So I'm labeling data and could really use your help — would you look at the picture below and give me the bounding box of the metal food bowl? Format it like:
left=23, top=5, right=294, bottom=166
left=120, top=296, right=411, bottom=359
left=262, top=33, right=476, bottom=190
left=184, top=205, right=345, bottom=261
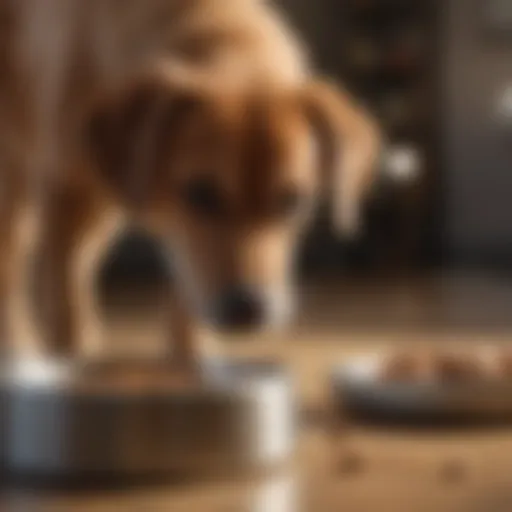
left=331, top=354, right=512, bottom=425
left=0, top=357, right=295, bottom=478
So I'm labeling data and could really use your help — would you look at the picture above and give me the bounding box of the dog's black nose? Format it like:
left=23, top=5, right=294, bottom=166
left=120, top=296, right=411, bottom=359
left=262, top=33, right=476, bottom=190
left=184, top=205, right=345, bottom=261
left=212, top=287, right=264, bottom=330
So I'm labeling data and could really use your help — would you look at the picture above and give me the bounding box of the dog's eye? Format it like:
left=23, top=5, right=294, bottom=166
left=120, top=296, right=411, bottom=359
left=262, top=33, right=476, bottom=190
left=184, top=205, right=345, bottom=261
left=181, top=177, right=225, bottom=218
left=274, top=188, right=304, bottom=218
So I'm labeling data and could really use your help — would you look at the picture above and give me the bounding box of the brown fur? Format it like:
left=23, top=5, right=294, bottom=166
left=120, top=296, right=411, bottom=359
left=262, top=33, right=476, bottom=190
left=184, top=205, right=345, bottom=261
left=0, top=0, right=380, bottom=366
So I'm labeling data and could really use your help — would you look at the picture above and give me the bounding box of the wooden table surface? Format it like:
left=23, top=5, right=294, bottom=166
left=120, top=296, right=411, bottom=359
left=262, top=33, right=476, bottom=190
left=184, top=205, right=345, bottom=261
left=3, top=277, right=512, bottom=511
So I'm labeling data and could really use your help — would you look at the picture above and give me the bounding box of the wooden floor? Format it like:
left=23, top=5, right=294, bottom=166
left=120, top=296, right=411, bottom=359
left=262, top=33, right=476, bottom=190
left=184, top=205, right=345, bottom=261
left=3, top=274, right=512, bottom=512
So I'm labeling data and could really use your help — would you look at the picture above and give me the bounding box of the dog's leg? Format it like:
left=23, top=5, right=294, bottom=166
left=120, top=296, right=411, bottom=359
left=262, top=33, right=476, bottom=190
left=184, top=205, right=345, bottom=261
left=0, top=185, right=39, bottom=356
left=68, top=184, right=125, bottom=360
left=164, top=287, right=203, bottom=375
left=32, top=180, right=121, bottom=358
left=71, top=210, right=124, bottom=359
left=4, top=205, right=40, bottom=356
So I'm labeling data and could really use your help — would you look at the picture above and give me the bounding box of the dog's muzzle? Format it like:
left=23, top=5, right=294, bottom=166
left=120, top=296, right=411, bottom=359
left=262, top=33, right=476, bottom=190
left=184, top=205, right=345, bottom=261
left=210, top=286, right=265, bottom=331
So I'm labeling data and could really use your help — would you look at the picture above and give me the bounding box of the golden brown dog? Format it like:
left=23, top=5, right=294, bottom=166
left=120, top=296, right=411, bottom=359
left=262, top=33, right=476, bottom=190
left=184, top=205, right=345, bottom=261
left=0, top=0, right=380, bottom=369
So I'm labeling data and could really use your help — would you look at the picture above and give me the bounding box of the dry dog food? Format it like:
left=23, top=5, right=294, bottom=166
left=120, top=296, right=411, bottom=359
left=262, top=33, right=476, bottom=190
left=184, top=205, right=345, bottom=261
left=76, top=360, right=200, bottom=392
left=433, top=353, right=487, bottom=383
left=379, top=348, right=512, bottom=384
left=379, top=352, right=422, bottom=382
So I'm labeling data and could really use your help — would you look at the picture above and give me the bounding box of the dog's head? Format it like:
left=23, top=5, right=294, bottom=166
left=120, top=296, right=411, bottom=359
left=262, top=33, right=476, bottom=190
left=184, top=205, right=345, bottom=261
left=85, top=76, right=380, bottom=332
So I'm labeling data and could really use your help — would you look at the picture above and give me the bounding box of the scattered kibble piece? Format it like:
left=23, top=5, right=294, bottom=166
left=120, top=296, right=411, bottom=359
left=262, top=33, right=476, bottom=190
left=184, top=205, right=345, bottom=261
left=439, top=459, right=467, bottom=484
left=336, top=451, right=365, bottom=476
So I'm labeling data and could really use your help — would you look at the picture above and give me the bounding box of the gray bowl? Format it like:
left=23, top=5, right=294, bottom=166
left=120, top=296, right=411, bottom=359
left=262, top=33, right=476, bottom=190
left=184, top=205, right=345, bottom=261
left=332, top=354, right=512, bottom=425
left=1, top=358, right=295, bottom=478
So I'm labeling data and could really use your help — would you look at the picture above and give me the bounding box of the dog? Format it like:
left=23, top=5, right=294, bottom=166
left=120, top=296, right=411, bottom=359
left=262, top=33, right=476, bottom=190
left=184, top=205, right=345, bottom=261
left=0, top=0, right=380, bottom=370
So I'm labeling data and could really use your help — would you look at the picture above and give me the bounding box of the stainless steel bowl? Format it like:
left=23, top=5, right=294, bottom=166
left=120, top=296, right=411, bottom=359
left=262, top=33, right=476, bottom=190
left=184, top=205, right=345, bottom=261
left=1, top=358, right=295, bottom=478
left=332, top=354, right=512, bottom=425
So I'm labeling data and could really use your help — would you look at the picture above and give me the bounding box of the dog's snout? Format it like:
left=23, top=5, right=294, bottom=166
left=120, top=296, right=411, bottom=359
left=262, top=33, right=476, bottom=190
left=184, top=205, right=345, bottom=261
left=212, top=286, right=264, bottom=330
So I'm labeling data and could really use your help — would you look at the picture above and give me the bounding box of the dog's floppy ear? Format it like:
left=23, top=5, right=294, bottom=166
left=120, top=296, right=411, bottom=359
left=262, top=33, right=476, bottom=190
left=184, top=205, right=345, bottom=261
left=85, top=77, right=200, bottom=207
left=301, top=79, right=381, bottom=236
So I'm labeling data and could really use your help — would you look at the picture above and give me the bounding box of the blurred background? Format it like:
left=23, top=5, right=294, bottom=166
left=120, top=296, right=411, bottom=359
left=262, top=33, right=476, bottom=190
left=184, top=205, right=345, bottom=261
left=101, top=0, right=512, bottom=331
